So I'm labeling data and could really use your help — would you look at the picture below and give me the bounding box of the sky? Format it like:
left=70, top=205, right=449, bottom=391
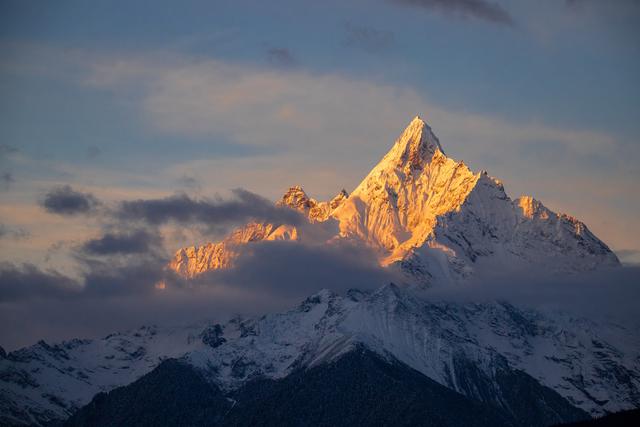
left=1, top=0, right=639, bottom=349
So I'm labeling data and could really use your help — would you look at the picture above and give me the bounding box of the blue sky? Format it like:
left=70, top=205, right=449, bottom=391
left=1, top=0, right=640, bottom=267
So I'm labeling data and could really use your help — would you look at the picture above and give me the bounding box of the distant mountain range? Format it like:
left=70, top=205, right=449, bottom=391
left=1, top=117, right=636, bottom=427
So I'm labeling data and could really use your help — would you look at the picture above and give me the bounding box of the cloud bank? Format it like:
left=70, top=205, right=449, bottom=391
left=81, top=229, right=162, bottom=256
left=5, top=182, right=640, bottom=350
left=423, top=265, right=640, bottom=325
left=0, top=232, right=394, bottom=350
left=116, top=189, right=303, bottom=228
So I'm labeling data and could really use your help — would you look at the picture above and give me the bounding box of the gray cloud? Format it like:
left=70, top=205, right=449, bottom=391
left=425, top=265, right=640, bottom=325
left=565, top=0, right=586, bottom=8
left=0, top=263, right=79, bottom=302
left=266, top=47, right=296, bottom=67
left=12, top=183, right=638, bottom=352
left=39, top=186, right=302, bottom=234
left=0, top=223, right=29, bottom=240
left=0, top=234, right=395, bottom=349
left=81, top=229, right=162, bottom=256
left=41, top=185, right=100, bottom=216
left=0, top=285, right=289, bottom=352
left=0, top=144, right=18, bottom=159
left=116, top=189, right=303, bottom=228
left=0, top=259, right=162, bottom=303
left=1, top=172, right=14, bottom=190
left=616, top=249, right=640, bottom=266
left=344, top=23, right=395, bottom=53
left=3, top=252, right=639, bottom=351
left=391, top=0, right=514, bottom=26
left=81, top=257, right=167, bottom=297
left=190, top=239, right=399, bottom=297
left=176, top=174, right=201, bottom=191
left=86, top=145, right=102, bottom=159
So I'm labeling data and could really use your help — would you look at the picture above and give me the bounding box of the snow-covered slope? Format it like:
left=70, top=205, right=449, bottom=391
left=2, top=116, right=629, bottom=426
left=186, top=286, right=640, bottom=417
left=331, top=116, right=618, bottom=280
left=2, top=286, right=638, bottom=425
left=168, top=116, right=618, bottom=283
left=0, top=324, right=208, bottom=426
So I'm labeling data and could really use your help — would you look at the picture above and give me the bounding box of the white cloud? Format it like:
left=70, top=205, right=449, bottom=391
left=87, top=55, right=617, bottom=190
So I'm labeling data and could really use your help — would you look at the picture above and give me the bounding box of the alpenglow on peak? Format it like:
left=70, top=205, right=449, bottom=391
left=168, top=115, right=619, bottom=283
left=380, top=115, right=444, bottom=173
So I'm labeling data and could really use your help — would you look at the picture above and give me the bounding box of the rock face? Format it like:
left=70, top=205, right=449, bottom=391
left=168, top=116, right=618, bottom=282
left=277, top=185, right=349, bottom=223
left=169, top=222, right=299, bottom=278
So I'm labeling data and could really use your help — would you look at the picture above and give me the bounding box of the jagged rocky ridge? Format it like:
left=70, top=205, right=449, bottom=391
left=169, top=116, right=618, bottom=282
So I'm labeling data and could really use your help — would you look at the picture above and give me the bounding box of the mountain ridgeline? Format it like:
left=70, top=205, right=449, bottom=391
left=1, top=117, right=635, bottom=427
left=169, top=116, right=618, bottom=283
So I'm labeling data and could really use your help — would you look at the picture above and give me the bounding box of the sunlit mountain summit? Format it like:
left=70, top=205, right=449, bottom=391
left=170, top=116, right=618, bottom=283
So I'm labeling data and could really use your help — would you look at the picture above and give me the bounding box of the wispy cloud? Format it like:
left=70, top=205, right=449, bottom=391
left=1, top=172, right=14, bottom=190
left=343, top=23, right=395, bottom=53
left=0, top=144, right=18, bottom=159
left=390, top=0, right=514, bottom=26
left=86, top=54, right=613, bottom=158
left=266, top=47, right=296, bottom=67
left=86, top=145, right=102, bottom=159
left=175, top=174, right=201, bottom=191
left=0, top=223, right=29, bottom=240
left=616, top=249, right=640, bottom=266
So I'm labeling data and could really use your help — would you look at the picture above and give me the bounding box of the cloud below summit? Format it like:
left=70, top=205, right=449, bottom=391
left=116, top=189, right=303, bottom=228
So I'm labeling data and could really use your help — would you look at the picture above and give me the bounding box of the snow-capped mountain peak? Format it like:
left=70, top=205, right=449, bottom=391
left=167, top=116, right=618, bottom=282
left=359, top=115, right=444, bottom=179
left=0, top=116, right=633, bottom=426
left=277, top=185, right=313, bottom=212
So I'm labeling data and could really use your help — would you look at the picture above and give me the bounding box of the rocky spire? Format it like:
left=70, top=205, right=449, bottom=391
left=277, top=185, right=314, bottom=212
left=383, top=115, right=444, bottom=172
